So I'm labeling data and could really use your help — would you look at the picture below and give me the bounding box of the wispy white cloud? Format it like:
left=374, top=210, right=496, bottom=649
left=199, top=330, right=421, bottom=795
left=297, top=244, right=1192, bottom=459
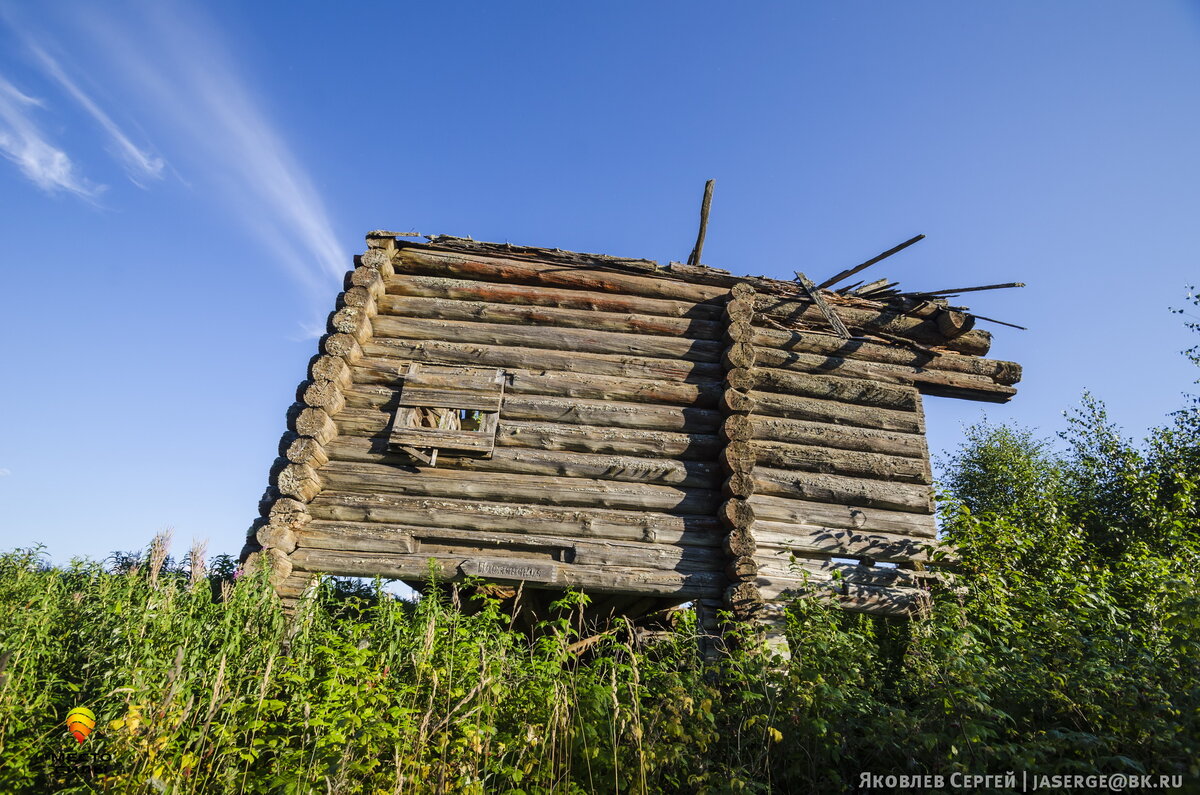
left=0, top=73, right=100, bottom=197
left=27, top=43, right=165, bottom=186
left=78, top=2, right=346, bottom=293
left=0, top=467, right=11, bottom=477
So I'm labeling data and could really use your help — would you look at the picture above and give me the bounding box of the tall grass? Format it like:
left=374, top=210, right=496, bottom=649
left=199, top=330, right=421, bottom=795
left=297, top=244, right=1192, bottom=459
left=0, top=539, right=757, bottom=794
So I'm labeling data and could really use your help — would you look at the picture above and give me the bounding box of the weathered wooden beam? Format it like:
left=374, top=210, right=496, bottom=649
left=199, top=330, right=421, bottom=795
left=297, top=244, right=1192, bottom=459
left=747, top=493, right=938, bottom=537
left=350, top=357, right=722, bottom=408
left=396, top=247, right=729, bottom=304
left=727, top=367, right=919, bottom=410
left=323, top=436, right=722, bottom=489
left=364, top=337, right=724, bottom=383
left=317, top=459, right=720, bottom=514
left=686, top=179, right=715, bottom=267
left=751, top=326, right=1020, bottom=384
left=748, top=439, right=931, bottom=484
left=751, top=466, right=933, bottom=513
left=307, top=492, right=723, bottom=547
left=288, top=547, right=726, bottom=598
left=753, top=295, right=991, bottom=356
left=816, top=234, right=925, bottom=290
left=751, top=520, right=943, bottom=564
left=384, top=273, right=726, bottom=321
left=750, top=345, right=1019, bottom=402
left=379, top=294, right=724, bottom=340
left=296, top=521, right=725, bottom=570
left=720, top=389, right=924, bottom=433
left=371, top=315, right=724, bottom=363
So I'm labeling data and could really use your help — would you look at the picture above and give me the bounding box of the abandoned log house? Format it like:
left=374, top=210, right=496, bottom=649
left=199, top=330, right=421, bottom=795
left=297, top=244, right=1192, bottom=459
left=242, top=230, right=1021, bottom=637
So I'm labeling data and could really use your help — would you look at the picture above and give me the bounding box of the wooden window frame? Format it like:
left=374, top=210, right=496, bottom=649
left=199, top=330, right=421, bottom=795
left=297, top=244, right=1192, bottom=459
left=387, top=363, right=506, bottom=466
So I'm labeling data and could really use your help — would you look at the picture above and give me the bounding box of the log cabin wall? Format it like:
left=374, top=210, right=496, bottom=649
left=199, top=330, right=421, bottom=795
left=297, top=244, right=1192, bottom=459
left=243, top=232, right=1021, bottom=640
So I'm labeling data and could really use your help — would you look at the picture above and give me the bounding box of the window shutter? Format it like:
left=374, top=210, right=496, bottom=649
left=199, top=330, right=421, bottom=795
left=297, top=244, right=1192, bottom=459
left=388, top=363, right=505, bottom=465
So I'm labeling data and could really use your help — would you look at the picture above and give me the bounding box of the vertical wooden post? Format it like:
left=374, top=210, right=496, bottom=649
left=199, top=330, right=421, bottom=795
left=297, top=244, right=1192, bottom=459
left=686, top=179, right=715, bottom=267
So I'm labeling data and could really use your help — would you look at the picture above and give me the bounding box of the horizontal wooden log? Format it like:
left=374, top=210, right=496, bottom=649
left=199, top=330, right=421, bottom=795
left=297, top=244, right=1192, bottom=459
left=722, top=343, right=757, bottom=370
left=385, top=273, right=726, bottom=321
left=719, top=498, right=756, bottom=530
left=351, top=357, right=720, bottom=408
left=732, top=367, right=919, bottom=410
left=317, top=459, right=720, bottom=514
left=275, top=463, right=323, bottom=502
left=268, top=497, right=312, bottom=527
left=338, top=285, right=378, bottom=313
left=324, top=436, right=722, bottom=489
left=322, top=333, right=364, bottom=363
left=751, top=520, right=944, bottom=564
left=727, top=556, right=758, bottom=580
left=750, top=439, right=931, bottom=484
left=721, top=389, right=923, bottom=433
left=496, top=420, right=720, bottom=460
left=347, top=265, right=385, bottom=298
left=289, top=547, right=725, bottom=598
left=724, top=528, right=757, bottom=557
left=371, top=315, right=724, bottom=363
left=359, top=248, right=395, bottom=275
left=380, top=294, right=724, bottom=340
left=501, top=394, right=721, bottom=433
left=753, top=295, right=992, bottom=356
left=343, top=386, right=722, bottom=433
left=286, top=436, right=329, bottom=468
left=329, top=307, right=373, bottom=342
left=747, top=494, right=937, bottom=537
left=365, top=337, right=723, bottom=383
left=754, top=559, right=932, bottom=591
left=752, top=467, right=933, bottom=513
left=308, top=355, right=353, bottom=389
left=296, top=520, right=724, bottom=570
left=289, top=406, right=338, bottom=444
left=751, top=345, right=1018, bottom=403
left=723, top=414, right=927, bottom=459
left=302, top=380, right=346, bottom=415
left=256, top=522, right=298, bottom=554
left=396, top=247, right=728, bottom=305
left=331, top=406, right=721, bottom=461
left=751, top=326, right=1017, bottom=383
left=307, top=491, right=723, bottom=547
left=757, top=579, right=931, bottom=618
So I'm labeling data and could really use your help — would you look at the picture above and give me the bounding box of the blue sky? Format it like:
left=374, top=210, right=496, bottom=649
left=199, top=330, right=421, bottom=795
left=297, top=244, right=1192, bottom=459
left=2, top=1, right=1199, bottom=563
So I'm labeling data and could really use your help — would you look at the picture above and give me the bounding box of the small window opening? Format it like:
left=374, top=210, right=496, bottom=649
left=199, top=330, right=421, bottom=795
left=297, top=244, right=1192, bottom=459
left=387, top=363, right=505, bottom=466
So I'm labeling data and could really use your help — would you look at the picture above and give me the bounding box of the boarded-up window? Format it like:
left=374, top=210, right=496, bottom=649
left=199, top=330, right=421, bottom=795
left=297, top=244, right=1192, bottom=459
left=388, top=363, right=505, bottom=465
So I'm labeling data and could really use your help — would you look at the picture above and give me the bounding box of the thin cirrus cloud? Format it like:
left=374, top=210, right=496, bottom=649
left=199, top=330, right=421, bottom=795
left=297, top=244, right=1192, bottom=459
left=77, top=2, right=347, bottom=294
left=0, top=73, right=100, bottom=197
left=27, top=43, right=165, bottom=187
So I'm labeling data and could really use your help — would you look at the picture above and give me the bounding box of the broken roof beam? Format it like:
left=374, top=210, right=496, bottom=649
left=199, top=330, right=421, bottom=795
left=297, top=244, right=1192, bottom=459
left=817, top=234, right=925, bottom=290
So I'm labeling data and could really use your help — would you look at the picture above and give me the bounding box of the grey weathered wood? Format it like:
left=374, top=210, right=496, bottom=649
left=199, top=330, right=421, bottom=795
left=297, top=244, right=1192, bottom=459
left=750, top=520, right=944, bottom=563
left=324, top=435, right=721, bottom=488
left=289, top=547, right=725, bottom=598
left=815, top=234, right=925, bottom=290
left=747, top=493, right=938, bottom=537
left=751, top=466, right=933, bottom=512
left=384, top=273, right=726, bottom=321
left=317, top=459, right=721, bottom=514
left=307, top=492, right=723, bottom=547
left=749, top=439, right=931, bottom=484
left=749, top=344, right=1019, bottom=402
left=751, top=326, right=1020, bottom=385
left=371, top=315, right=724, bottom=363
left=365, top=337, right=724, bottom=382
left=297, top=520, right=724, bottom=570
left=686, top=179, right=715, bottom=267
left=738, top=367, right=920, bottom=410
left=795, top=272, right=851, bottom=339
left=397, top=247, right=729, bottom=304
left=351, top=357, right=721, bottom=408
left=721, top=389, right=924, bottom=433
left=380, top=294, right=724, bottom=340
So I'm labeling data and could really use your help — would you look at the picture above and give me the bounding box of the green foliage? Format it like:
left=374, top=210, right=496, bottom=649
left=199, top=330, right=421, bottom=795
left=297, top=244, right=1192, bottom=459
left=2, top=315, right=1199, bottom=791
